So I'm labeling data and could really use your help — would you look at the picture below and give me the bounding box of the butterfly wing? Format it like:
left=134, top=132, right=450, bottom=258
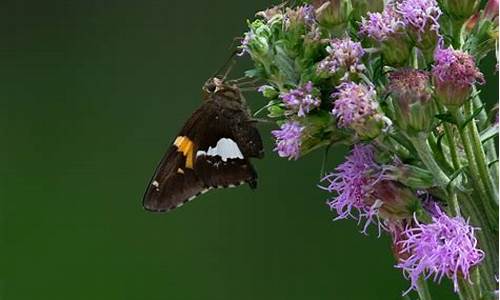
left=143, top=101, right=263, bottom=213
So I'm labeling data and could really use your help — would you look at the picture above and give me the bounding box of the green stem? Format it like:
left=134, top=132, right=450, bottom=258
left=410, top=133, right=451, bottom=189
left=458, top=193, right=498, bottom=297
left=410, top=134, right=465, bottom=217
left=463, top=101, right=498, bottom=203
left=437, top=103, right=462, bottom=170
left=416, top=277, right=433, bottom=300
left=458, top=277, right=481, bottom=300
left=428, top=132, right=454, bottom=174
left=451, top=108, right=498, bottom=228
left=472, top=92, right=499, bottom=193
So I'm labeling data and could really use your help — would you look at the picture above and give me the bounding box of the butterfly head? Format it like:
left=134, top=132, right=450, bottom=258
left=202, top=77, right=241, bottom=102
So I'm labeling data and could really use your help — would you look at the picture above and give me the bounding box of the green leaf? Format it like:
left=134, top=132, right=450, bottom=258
left=488, top=159, right=499, bottom=168
left=267, top=104, right=285, bottom=118
left=435, top=112, right=456, bottom=124
left=460, top=105, right=484, bottom=130
left=480, top=126, right=499, bottom=144
left=447, top=166, right=467, bottom=191
left=244, top=69, right=259, bottom=78
left=436, top=133, right=445, bottom=157
left=254, top=100, right=279, bottom=117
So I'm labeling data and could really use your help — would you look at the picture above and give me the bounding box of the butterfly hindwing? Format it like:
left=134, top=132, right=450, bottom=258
left=143, top=100, right=262, bottom=213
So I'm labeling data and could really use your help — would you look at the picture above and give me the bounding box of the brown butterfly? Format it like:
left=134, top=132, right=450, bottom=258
left=143, top=77, right=264, bottom=213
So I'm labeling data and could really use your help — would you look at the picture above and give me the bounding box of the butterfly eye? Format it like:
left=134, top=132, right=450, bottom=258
left=206, top=83, right=217, bottom=93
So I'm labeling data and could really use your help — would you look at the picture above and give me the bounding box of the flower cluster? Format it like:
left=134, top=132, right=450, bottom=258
left=320, top=144, right=381, bottom=231
left=331, top=82, right=385, bottom=139
left=285, top=4, right=317, bottom=29
left=280, top=81, right=321, bottom=117
left=331, top=82, right=377, bottom=128
left=396, top=205, right=484, bottom=294
left=397, top=0, right=442, bottom=35
left=360, top=8, right=404, bottom=42
left=317, top=38, right=366, bottom=78
left=432, top=47, right=485, bottom=106
left=271, top=121, right=304, bottom=160
left=433, top=47, right=485, bottom=87
left=239, top=0, right=498, bottom=298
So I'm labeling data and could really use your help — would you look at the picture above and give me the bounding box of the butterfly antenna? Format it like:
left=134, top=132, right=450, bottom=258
left=222, top=58, right=237, bottom=81
left=320, top=144, right=332, bottom=179
left=212, top=47, right=239, bottom=79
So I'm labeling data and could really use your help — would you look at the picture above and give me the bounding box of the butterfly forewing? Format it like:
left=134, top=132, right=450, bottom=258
left=143, top=94, right=263, bottom=213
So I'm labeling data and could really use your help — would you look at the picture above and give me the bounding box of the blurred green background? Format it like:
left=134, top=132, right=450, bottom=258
left=0, top=1, right=497, bottom=300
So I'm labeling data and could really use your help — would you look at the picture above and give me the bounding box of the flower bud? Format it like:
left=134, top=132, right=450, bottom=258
left=483, top=0, right=499, bottom=22
left=299, top=110, right=346, bottom=156
left=255, top=5, right=283, bottom=22
left=367, top=181, right=421, bottom=221
left=240, top=20, right=272, bottom=61
left=441, top=0, right=479, bottom=20
left=462, top=0, right=498, bottom=60
left=284, top=5, right=316, bottom=31
left=464, top=12, right=480, bottom=32
left=432, top=47, right=484, bottom=108
left=351, top=0, right=384, bottom=21
left=390, top=222, right=412, bottom=262
left=258, top=85, right=279, bottom=99
left=384, top=162, right=435, bottom=190
left=387, top=69, right=435, bottom=133
left=312, top=0, right=353, bottom=30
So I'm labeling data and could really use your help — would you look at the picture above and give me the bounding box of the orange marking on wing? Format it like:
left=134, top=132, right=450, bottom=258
left=173, top=136, right=194, bottom=169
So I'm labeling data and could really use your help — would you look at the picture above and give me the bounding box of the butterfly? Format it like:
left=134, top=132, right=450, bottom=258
left=143, top=77, right=264, bottom=213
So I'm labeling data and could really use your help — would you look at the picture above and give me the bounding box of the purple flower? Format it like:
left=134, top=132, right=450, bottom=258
left=432, top=47, right=485, bottom=106
left=433, top=47, right=485, bottom=88
left=271, top=121, right=304, bottom=160
left=238, top=31, right=254, bottom=56
left=396, top=205, right=484, bottom=294
left=320, top=144, right=383, bottom=232
left=317, top=38, right=365, bottom=78
left=301, top=4, right=317, bottom=26
left=280, top=82, right=321, bottom=117
left=397, top=0, right=442, bottom=36
left=360, top=8, right=405, bottom=42
left=331, top=82, right=378, bottom=128
left=285, top=5, right=317, bottom=29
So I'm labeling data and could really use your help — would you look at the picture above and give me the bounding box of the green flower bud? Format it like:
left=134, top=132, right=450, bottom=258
left=299, top=110, right=347, bottom=156
left=312, top=0, right=352, bottom=30
left=367, top=181, right=422, bottom=221
left=380, top=35, right=412, bottom=66
left=243, top=19, right=272, bottom=62
left=350, top=0, right=384, bottom=21
left=441, top=0, right=479, bottom=20
left=387, top=69, right=435, bottom=133
left=258, top=85, right=279, bottom=99
left=384, top=162, right=435, bottom=190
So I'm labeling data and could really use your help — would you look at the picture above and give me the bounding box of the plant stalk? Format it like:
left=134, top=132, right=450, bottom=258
left=416, top=277, right=433, bottom=300
left=451, top=107, right=498, bottom=228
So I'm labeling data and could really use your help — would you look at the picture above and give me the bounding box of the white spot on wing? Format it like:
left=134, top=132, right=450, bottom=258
left=152, top=181, right=160, bottom=191
left=196, top=138, right=244, bottom=161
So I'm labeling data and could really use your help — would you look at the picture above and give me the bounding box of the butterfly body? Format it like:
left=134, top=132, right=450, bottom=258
left=143, top=78, right=264, bottom=213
